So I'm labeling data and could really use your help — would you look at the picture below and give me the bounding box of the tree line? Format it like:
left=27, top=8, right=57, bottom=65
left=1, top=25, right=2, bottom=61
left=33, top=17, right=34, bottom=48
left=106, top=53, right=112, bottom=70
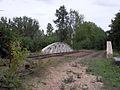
left=2, top=5, right=120, bottom=59
left=0, top=5, right=120, bottom=89
left=107, top=11, right=120, bottom=51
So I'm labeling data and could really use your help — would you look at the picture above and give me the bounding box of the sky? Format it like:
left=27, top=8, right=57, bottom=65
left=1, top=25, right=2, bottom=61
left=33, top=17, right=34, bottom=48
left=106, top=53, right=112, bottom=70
left=0, top=0, right=120, bottom=32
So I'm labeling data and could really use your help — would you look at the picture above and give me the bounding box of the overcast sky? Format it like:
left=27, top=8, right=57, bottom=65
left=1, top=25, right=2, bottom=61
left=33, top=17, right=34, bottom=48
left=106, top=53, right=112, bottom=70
left=0, top=0, right=120, bottom=32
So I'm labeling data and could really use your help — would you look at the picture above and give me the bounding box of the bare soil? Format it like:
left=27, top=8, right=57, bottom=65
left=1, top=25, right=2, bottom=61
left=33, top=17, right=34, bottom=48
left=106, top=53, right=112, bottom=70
left=27, top=52, right=105, bottom=90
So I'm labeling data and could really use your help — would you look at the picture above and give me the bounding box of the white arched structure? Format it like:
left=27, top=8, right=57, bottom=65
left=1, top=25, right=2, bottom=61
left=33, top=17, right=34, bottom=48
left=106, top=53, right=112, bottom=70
left=41, top=42, right=73, bottom=53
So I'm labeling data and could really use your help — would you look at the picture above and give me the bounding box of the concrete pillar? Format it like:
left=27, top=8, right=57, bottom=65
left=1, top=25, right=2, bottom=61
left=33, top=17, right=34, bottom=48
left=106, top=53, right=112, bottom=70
left=106, top=41, right=113, bottom=58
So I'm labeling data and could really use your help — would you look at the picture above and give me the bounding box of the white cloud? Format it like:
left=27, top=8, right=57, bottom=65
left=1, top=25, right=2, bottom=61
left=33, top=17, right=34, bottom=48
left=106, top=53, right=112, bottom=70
left=0, top=0, right=119, bottom=31
left=94, top=0, right=120, bottom=7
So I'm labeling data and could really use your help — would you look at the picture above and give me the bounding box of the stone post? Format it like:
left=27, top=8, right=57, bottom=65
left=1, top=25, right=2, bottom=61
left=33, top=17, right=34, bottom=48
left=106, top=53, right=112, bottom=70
left=106, top=41, right=113, bottom=58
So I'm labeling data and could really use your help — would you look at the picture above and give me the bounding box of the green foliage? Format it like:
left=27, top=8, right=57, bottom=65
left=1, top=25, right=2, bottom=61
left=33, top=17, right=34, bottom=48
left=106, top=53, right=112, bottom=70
left=0, top=5, right=107, bottom=59
left=10, top=41, right=29, bottom=73
left=54, top=5, right=69, bottom=41
left=0, top=16, right=47, bottom=57
left=21, top=36, right=59, bottom=52
left=12, top=16, right=40, bottom=38
left=108, top=11, right=120, bottom=51
left=0, top=5, right=109, bottom=90
left=63, top=76, right=75, bottom=84
left=54, top=6, right=106, bottom=50
left=67, top=10, right=84, bottom=46
left=0, top=6, right=107, bottom=59
left=113, top=52, right=120, bottom=57
left=0, top=69, right=22, bottom=88
left=79, top=58, right=120, bottom=90
left=0, top=41, right=30, bottom=89
left=0, top=58, right=9, bottom=66
left=47, top=23, right=54, bottom=36
left=73, top=21, right=106, bottom=50
left=64, top=56, right=76, bottom=60
left=0, top=17, right=15, bottom=58
left=82, top=88, right=88, bottom=90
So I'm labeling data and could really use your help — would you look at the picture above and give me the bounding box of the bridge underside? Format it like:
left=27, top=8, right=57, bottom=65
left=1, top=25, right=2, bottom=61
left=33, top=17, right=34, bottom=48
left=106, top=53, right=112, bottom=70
left=41, top=42, right=73, bottom=53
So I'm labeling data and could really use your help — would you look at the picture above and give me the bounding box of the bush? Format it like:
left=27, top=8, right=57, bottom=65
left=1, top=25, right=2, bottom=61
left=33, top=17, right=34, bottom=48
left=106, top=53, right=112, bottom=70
left=0, top=58, right=9, bottom=66
left=10, top=41, right=29, bottom=73
left=0, top=69, right=22, bottom=88
left=79, top=58, right=120, bottom=89
left=0, top=41, right=30, bottom=89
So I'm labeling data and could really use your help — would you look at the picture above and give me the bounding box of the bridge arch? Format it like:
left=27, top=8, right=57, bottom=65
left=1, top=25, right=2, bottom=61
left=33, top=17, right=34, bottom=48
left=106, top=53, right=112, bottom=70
left=41, top=42, right=73, bottom=53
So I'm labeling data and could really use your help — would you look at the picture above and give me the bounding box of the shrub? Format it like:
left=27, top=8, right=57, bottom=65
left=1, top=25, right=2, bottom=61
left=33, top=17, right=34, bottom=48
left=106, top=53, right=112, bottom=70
left=0, top=69, right=22, bottom=88
left=9, top=41, right=30, bottom=74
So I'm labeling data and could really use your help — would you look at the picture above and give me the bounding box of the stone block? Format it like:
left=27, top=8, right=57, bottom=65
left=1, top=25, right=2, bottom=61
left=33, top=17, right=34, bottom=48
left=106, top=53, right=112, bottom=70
left=106, top=41, right=113, bottom=58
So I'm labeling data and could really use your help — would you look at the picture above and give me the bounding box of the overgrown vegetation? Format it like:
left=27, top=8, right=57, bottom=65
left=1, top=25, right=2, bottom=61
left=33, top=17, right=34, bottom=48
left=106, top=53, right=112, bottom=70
left=0, top=5, right=107, bottom=59
left=0, top=5, right=120, bottom=90
left=107, top=11, right=120, bottom=51
left=0, top=40, right=29, bottom=89
left=79, top=58, right=120, bottom=90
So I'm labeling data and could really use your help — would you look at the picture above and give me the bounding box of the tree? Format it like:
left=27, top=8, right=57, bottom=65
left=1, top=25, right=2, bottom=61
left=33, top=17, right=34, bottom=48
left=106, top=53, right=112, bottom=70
left=108, top=11, right=120, bottom=51
left=10, top=16, right=45, bottom=52
left=69, top=10, right=84, bottom=31
left=54, top=5, right=69, bottom=41
left=0, top=17, right=14, bottom=58
left=74, top=21, right=106, bottom=50
left=11, top=16, right=40, bottom=39
left=0, top=16, right=46, bottom=54
left=47, top=23, right=53, bottom=36
left=68, top=10, right=84, bottom=46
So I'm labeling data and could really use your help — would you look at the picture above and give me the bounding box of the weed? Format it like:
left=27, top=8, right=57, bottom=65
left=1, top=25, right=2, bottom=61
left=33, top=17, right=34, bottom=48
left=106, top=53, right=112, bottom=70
left=0, top=69, right=23, bottom=89
left=77, top=73, right=81, bottom=78
left=71, top=62, right=78, bottom=67
left=28, top=84, right=37, bottom=89
left=37, top=80, right=47, bottom=85
left=0, top=58, right=9, bottom=66
left=64, top=56, right=76, bottom=60
left=82, top=88, right=88, bottom=90
left=70, top=85, right=76, bottom=90
left=41, top=81, right=47, bottom=85
left=66, top=70, right=81, bottom=78
left=86, top=68, right=92, bottom=73
left=59, top=83, right=65, bottom=90
left=63, top=75, right=75, bottom=84
left=96, top=76, right=103, bottom=82
left=37, top=80, right=41, bottom=84
left=78, top=58, right=120, bottom=90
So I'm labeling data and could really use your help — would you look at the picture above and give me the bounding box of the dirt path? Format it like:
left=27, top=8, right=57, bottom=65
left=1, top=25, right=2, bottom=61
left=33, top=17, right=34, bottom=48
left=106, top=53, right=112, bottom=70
left=27, top=52, right=105, bottom=90
left=66, top=51, right=106, bottom=58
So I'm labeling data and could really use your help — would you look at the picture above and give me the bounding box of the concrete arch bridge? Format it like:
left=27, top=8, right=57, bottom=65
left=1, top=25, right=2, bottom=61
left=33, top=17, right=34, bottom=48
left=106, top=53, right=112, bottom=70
left=41, top=42, right=73, bottom=53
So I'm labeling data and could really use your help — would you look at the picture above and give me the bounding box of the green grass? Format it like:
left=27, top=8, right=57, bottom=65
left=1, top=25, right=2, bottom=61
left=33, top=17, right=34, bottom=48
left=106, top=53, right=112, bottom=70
left=0, top=58, right=9, bottom=66
left=79, top=58, right=120, bottom=90
left=64, top=56, right=77, bottom=60
left=79, top=49, right=105, bottom=53
left=113, top=52, right=120, bottom=57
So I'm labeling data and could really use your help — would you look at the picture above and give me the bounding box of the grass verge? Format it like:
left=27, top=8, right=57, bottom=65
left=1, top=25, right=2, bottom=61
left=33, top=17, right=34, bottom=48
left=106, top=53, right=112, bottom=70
left=78, top=58, right=120, bottom=90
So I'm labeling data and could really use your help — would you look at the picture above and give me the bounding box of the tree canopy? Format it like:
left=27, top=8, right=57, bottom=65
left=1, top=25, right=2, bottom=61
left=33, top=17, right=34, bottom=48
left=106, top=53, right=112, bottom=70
left=54, top=5, right=69, bottom=41
left=107, top=11, right=120, bottom=51
left=47, top=23, right=54, bottom=36
left=0, top=5, right=107, bottom=58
